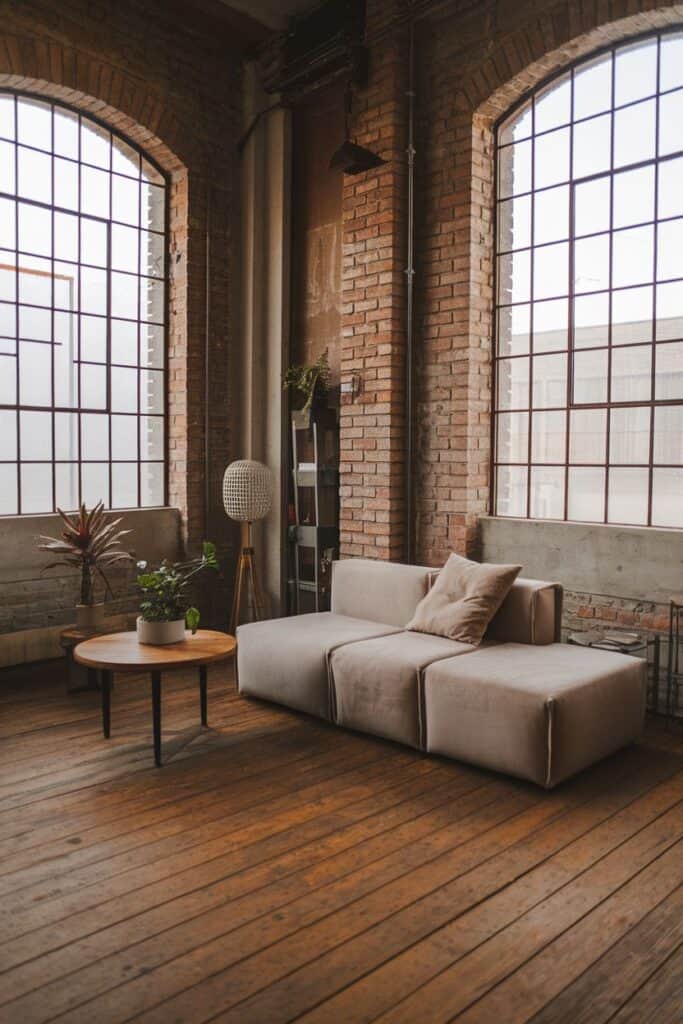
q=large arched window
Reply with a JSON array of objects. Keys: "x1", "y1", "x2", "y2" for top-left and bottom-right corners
[
  {"x1": 0, "y1": 91, "x2": 167, "y2": 515},
  {"x1": 493, "y1": 29, "x2": 683, "y2": 527}
]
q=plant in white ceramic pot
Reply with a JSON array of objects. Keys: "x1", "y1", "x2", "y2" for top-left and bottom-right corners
[
  {"x1": 136, "y1": 542, "x2": 218, "y2": 645},
  {"x1": 38, "y1": 503, "x2": 134, "y2": 631}
]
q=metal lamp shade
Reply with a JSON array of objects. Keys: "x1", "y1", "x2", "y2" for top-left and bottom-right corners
[{"x1": 222, "y1": 460, "x2": 273, "y2": 523}]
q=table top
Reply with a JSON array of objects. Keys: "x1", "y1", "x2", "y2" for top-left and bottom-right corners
[{"x1": 74, "y1": 629, "x2": 236, "y2": 671}]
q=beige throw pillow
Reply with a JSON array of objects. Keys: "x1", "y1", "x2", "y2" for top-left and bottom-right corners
[{"x1": 407, "y1": 553, "x2": 522, "y2": 645}]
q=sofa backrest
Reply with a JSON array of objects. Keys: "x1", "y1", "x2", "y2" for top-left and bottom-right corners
[
  {"x1": 331, "y1": 559, "x2": 432, "y2": 627},
  {"x1": 332, "y1": 558, "x2": 562, "y2": 644}
]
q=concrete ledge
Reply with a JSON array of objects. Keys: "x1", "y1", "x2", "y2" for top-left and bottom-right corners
[{"x1": 481, "y1": 517, "x2": 683, "y2": 605}]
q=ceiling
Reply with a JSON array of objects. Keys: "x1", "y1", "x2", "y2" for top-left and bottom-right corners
[{"x1": 220, "y1": 0, "x2": 316, "y2": 31}]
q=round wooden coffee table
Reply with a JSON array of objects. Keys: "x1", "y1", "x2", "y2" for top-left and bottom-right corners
[{"x1": 74, "y1": 630, "x2": 236, "y2": 766}]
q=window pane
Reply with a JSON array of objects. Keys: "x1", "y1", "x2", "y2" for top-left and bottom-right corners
[
  {"x1": 112, "y1": 174, "x2": 140, "y2": 225},
  {"x1": 81, "y1": 218, "x2": 108, "y2": 268},
  {"x1": 112, "y1": 136, "x2": 140, "y2": 177},
  {"x1": 0, "y1": 464, "x2": 18, "y2": 515},
  {"x1": 496, "y1": 357, "x2": 529, "y2": 410},
  {"x1": 532, "y1": 353, "x2": 566, "y2": 408},
  {"x1": 657, "y1": 219, "x2": 683, "y2": 282},
  {"x1": 55, "y1": 464, "x2": 79, "y2": 511},
  {"x1": 81, "y1": 413, "x2": 109, "y2": 460},
  {"x1": 574, "y1": 292, "x2": 609, "y2": 348},
  {"x1": 111, "y1": 366, "x2": 138, "y2": 413},
  {"x1": 112, "y1": 224, "x2": 139, "y2": 273},
  {"x1": 496, "y1": 465, "x2": 527, "y2": 517},
  {"x1": 533, "y1": 242, "x2": 568, "y2": 300},
  {"x1": 80, "y1": 363, "x2": 106, "y2": 409},
  {"x1": 20, "y1": 464, "x2": 52, "y2": 513},
  {"x1": 80, "y1": 267, "x2": 107, "y2": 316},
  {"x1": 0, "y1": 410, "x2": 17, "y2": 461},
  {"x1": 18, "y1": 203, "x2": 51, "y2": 257},
  {"x1": 574, "y1": 55, "x2": 612, "y2": 120},
  {"x1": 573, "y1": 114, "x2": 611, "y2": 179},
  {"x1": 655, "y1": 342, "x2": 683, "y2": 399},
  {"x1": 81, "y1": 121, "x2": 110, "y2": 170},
  {"x1": 140, "y1": 323, "x2": 164, "y2": 368},
  {"x1": 535, "y1": 76, "x2": 571, "y2": 133},
  {"x1": 112, "y1": 462, "x2": 138, "y2": 509},
  {"x1": 659, "y1": 157, "x2": 683, "y2": 219},
  {"x1": 612, "y1": 286, "x2": 653, "y2": 345},
  {"x1": 0, "y1": 144, "x2": 13, "y2": 193},
  {"x1": 530, "y1": 466, "x2": 564, "y2": 519},
  {"x1": 112, "y1": 415, "x2": 137, "y2": 460},
  {"x1": 608, "y1": 468, "x2": 649, "y2": 524},
  {"x1": 533, "y1": 298, "x2": 568, "y2": 353},
  {"x1": 0, "y1": 354, "x2": 16, "y2": 403},
  {"x1": 18, "y1": 147, "x2": 51, "y2": 204},
  {"x1": 142, "y1": 278, "x2": 164, "y2": 324},
  {"x1": 141, "y1": 462, "x2": 163, "y2": 506},
  {"x1": 20, "y1": 410, "x2": 51, "y2": 460},
  {"x1": 575, "y1": 235, "x2": 609, "y2": 292},
  {"x1": 141, "y1": 369, "x2": 163, "y2": 414},
  {"x1": 574, "y1": 177, "x2": 610, "y2": 237},
  {"x1": 499, "y1": 103, "x2": 532, "y2": 147},
  {"x1": 0, "y1": 94, "x2": 14, "y2": 140},
  {"x1": 141, "y1": 416, "x2": 164, "y2": 461},
  {"x1": 661, "y1": 33, "x2": 683, "y2": 90},
  {"x1": 54, "y1": 108, "x2": 78, "y2": 159},
  {"x1": 613, "y1": 166, "x2": 654, "y2": 228},
  {"x1": 498, "y1": 139, "x2": 531, "y2": 198},
  {"x1": 111, "y1": 319, "x2": 138, "y2": 365},
  {"x1": 531, "y1": 410, "x2": 565, "y2": 463},
  {"x1": 652, "y1": 468, "x2": 683, "y2": 527},
  {"x1": 54, "y1": 157, "x2": 79, "y2": 210},
  {"x1": 611, "y1": 345, "x2": 652, "y2": 402},
  {"x1": 568, "y1": 467, "x2": 605, "y2": 522},
  {"x1": 54, "y1": 212, "x2": 79, "y2": 262},
  {"x1": 612, "y1": 226, "x2": 654, "y2": 288},
  {"x1": 19, "y1": 341, "x2": 50, "y2": 405},
  {"x1": 0, "y1": 253, "x2": 15, "y2": 304},
  {"x1": 656, "y1": 281, "x2": 683, "y2": 340},
  {"x1": 19, "y1": 256, "x2": 51, "y2": 306},
  {"x1": 614, "y1": 40, "x2": 657, "y2": 106},
  {"x1": 80, "y1": 315, "x2": 107, "y2": 363},
  {"x1": 534, "y1": 128, "x2": 570, "y2": 189},
  {"x1": 534, "y1": 185, "x2": 568, "y2": 245},
  {"x1": 55, "y1": 413, "x2": 78, "y2": 461},
  {"x1": 609, "y1": 406, "x2": 651, "y2": 464},
  {"x1": 569, "y1": 409, "x2": 607, "y2": 464},
  {"x1": 111, "y1": 272, "x2": 138, "y2": 320},
  {"x1": 574, "y1": 349, "x2": 608, "y2": 404},
  {"x1": 81, "y1": 166, "x2": 110, "y2": 219},
  {"x1": 496, "y1": 411, "x2": 528, "y2": 463},
  {"x1": 81, "y1": 462, "x2": 109, "y2": 508},
  {"x1": 17, "y1": 99, "x2": 51, "y2": 148},
  {"x1": 140, "y1": 230, "x2": 164, "y2": 279},
  {"x1": 0, "y1": 198, "x2": 16, "y2": 249},
  {"x1": 497, "y1": 250, "x2": 530, "y2": 304},
  {"x1": 141, "y1": 182, "x2": 165, "y2": 233},
  {"x1": 659, "y1": 90, "x2": 683, "y2": 156},
  {"x1": 653, "y1": 406, "x2": 683, "y2": 464},
  {"x1": 614, "y1": 99, "x2": 656, "y2": 167}
]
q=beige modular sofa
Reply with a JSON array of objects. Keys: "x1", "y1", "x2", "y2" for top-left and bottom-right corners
[{"x1": 236, "y1": 559, "x2": 647, "y2": 787}]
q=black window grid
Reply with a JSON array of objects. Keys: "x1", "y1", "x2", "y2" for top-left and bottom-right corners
[
  {"x1": 492, "y1": 28, "x2": 683, "y2": 529},
  {"x1": 0, "y1": 90, "x2": 169, "y2": 515}
]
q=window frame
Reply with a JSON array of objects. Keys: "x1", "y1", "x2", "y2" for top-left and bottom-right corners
[
  {"x1": 0, "y1": 88, "x2": 170, "y2": 516},
  {"x1": 491, "y1": 26, "x2": 683, "y2": 528}
]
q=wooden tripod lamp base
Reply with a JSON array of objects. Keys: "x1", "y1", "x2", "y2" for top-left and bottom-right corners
[{"x1": 229, "y1": 521, "x2": 266, "y2": 634}]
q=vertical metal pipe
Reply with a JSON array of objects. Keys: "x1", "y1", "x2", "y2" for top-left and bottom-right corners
[
  {"x1": 404, "y1": 19, "x2": 416, "y2": 562},
  {"x1": 204, "y1": 179, "x2": 211, "y2": 541}
]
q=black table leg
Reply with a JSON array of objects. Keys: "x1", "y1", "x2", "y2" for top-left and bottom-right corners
[
  {"x1": 199, "y1": 664, "x2": 208, "y2": 727},
  {"x1": 152, "y1": 671, "x2": 162, "y2": 766},
  {"x1": 101, "y1": 669, "x2": 112, "y2": 738}
]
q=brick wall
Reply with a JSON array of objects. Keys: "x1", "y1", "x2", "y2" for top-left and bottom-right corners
[
  {"x1": 0, "y1": 0, "x2": 247, "y2": 633},
  {"x1": 337, "y1": 0, "x2": 683, "y2": 642}
]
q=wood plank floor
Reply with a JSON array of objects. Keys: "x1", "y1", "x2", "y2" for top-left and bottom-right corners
[{"x1": 0, "y1": 657, "x2": 681, "y2": 1024}]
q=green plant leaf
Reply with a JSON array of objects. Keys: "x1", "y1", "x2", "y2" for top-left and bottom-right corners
[{"x1": 185, "y1": 607, "x2": 200, "y2": 633}]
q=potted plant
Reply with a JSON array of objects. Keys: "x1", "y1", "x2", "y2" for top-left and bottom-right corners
[
  {"x1": 38, "y1": 503, "x2": 134, "y2": 631},
  {"x1": 135, "y1": 541, "x2": 218, "y2": 645},
  {"x1": 283, "y1": 351, "x2": 330, "y2": 427}
]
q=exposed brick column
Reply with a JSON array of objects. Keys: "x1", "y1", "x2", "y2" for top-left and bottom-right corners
[{"x1": 339, "y1": 1, "x2": 407, "y2": 561}]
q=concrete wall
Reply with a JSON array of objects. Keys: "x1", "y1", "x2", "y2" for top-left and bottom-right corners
[
  {"x1": 0, "y1": 507, "x2": 183, "y2": 664},
  {"x1": 481, "y1": 517, "x2": 683, "y2": 637}
]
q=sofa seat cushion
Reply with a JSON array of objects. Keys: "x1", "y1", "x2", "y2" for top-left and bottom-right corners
[
  {"x1": 330, "y1": 631, "x2": 475, "y2": 748},
  {"x1": 424, "y1": 643, "x2": 646, "y2": 787},
  {"x1": 236, "y1": 613, "x2": 402, "y2": 720}
]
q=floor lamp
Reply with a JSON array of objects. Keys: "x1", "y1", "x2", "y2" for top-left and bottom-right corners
[{"x1": 223, "y1": 460, "x2": 273, "y2": 634}]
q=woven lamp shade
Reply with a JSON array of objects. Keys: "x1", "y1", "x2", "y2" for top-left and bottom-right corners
[{"x1": 222, "y1": 460, "x2": 273, "y2": 522}]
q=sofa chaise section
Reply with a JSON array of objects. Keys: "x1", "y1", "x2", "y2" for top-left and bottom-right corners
[{"x1": 424, "y1": 642, "x2": 647, "y2": 787}]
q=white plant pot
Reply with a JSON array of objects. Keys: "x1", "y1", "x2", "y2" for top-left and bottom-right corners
[{"x1": 136, "y1": 616, "x2": 186, "y2": 646}]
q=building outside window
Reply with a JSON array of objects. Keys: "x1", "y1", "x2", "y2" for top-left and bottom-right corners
[
  {"x1": 0, "y1": 92, "x2": 167, "y2": 515},
  {"x1": 493, "y1": 30, "x2": 683, "y2": 528}
]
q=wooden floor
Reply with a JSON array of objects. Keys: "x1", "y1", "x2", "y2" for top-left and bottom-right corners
[{"x1": 0, "y1": 660, "x2": 682, "y2": 1024}]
